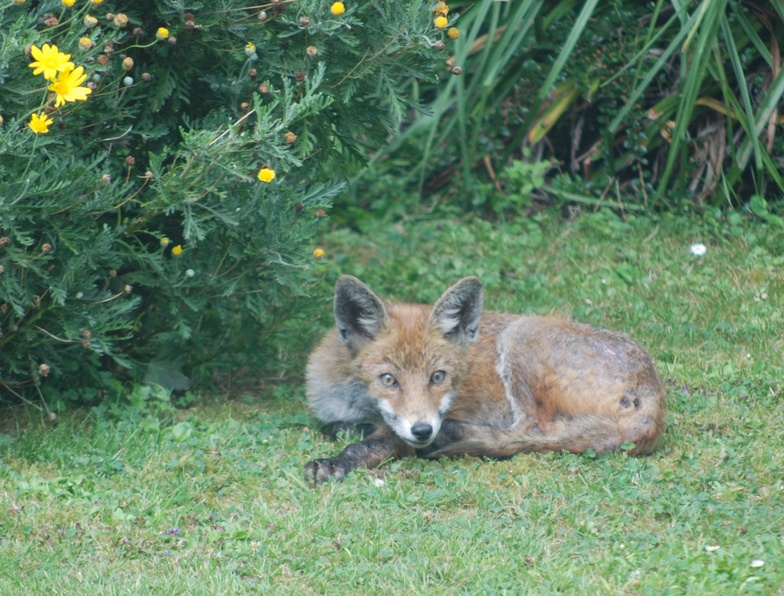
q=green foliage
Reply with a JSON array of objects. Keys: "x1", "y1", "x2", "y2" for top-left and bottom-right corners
[
  {"x1": 0, "y1": 0, "x2": 448, "y2": 407},
  {"x1": 361, "y1": 0, "x2": 784, "y2": 210}
]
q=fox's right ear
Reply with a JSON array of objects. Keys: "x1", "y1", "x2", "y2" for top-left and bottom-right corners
[{"x1": 334, "y1": 275, "x2": 388, "y2": 349}]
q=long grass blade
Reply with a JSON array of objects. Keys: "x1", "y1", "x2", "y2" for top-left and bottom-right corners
[{"x1": 538, "y1": 0, "x2": 600, "y2": 99}]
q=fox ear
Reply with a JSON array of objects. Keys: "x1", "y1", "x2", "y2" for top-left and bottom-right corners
[
  {"x1": 334, "y1": 275, "x2": 388, "y2": 349},
  {"x1": 429, "y1": 277, "x2": 484, "y2": 346}
]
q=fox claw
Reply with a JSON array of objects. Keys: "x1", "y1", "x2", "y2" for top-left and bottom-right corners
[{"x1": 305, "y1": 458, "x2": 346, "y2": 483}]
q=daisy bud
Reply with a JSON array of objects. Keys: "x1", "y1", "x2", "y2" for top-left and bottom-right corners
[
  {"x1": 122, "y1": 57, "x2": 134, "y2": 70},
  {"x1": 306, "y1": 45, "x2": 318, "y2": 57}
]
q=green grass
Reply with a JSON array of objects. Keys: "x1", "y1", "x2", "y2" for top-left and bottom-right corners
[{"x1": 2, "y1": 209, "x2": 783, "y2": 593}]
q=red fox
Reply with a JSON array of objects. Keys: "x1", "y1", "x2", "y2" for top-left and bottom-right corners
[{"x1": 305, "y1": 275, "x2": 665, "y2": 482}]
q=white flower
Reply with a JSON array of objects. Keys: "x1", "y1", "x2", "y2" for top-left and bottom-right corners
[
  {"x1": 690, "y1": 243, "x2": 707, "y2": 256},
  {"x1": 373, "y1": 477, "x2": 385, "y2": 487},
  {"x1": 750, "y1": 559, "x2": 765, "y2": 568},
  {"x1": 185, "y1": 269, "x2": 195, "y2": 278}
]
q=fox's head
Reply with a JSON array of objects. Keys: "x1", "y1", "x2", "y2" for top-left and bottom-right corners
[{"x1": 333, "y1": 275, "x2": 484, "y2": 448}]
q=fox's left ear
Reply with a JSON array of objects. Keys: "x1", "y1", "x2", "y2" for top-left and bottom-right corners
[{"x1": 429, "y1": 277, "x2": 484, "y2": 346}]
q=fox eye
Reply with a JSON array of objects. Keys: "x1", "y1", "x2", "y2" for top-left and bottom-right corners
[
  {"x1": 379, "y1": 373, "x2": 397, "y2": 387},
  {"x1": 430, "y1": 370, "x2": 447, "y2": 384}
]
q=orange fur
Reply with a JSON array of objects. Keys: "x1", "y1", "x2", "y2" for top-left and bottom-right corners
[{"x1": 304, "y1": 276, "x2": 665, "y2": 482}]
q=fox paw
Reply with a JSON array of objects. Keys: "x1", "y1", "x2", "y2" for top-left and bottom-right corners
[{"x1": 305, "y1": 458, "x2": 347, "y2": 483}]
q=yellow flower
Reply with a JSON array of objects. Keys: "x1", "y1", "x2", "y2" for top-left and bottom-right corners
[
  {"x1": 160, "y1": 237, "x2": 170, "y2": 247},
  {"x1": 48, "y1": 66, "x2": 92, "y2": 108},
  {"x1": 245, "y1": 42, "x2": 256, "y2": 56},
  {"x1": 28, "y1": 112, "x2": 54, "y2": 134},
  {"x1": 330, "y1": 2, "x2": 345, "y2": 16},
  {"x1": 156, "y1": 27, "x2": 170, "y2": 41},
  {"x1": 91, "y1": 0, "x2": 103, "y2": 4},
  {"x1": 171, "y1": 245, "x2": 183, "y2": 257},
  {"x1": 84, "y1": 14, "x2": 98, "y2": 27},
  {"x1": 434, "y1": 16, "x2": 448, "y2": 29},
  {"x1": 29, "y1": 44, "x2": 74, "y2": 80},
  {"x1": 62, "y1": 0, "x2": 75, "y2": 6},
  {"x1": 79, "y1": 37, "x2": 94, "y2": 50},
  {"x1": 447, "y1": 27, "x2": 460, "y2": 40},
  {"x1": 433, "y1": 2, "x2": 449, "y2": 17},
  {"x1": 313, "y1": 248, "x2": 325, "y2": 259},
  {"x1": 257, "y1": 167, "x2": 275, "y2": 183}
]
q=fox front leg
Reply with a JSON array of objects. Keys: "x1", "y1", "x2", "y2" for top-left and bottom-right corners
[{"x1": 305, "y1": 427, "x2": 415, "y2": 483}]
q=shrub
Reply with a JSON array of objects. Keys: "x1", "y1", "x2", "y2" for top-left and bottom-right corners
[
  {"x1": 366, "y1": 1, "x2": 784, "y2": 210},
  {"x1": 0, "y1": 0, "x2": 452, "y2": 408}
]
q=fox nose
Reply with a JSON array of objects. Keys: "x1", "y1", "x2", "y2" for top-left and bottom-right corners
[{"x1": 411, "y1": 422, "x2": 433, "y2": 442}]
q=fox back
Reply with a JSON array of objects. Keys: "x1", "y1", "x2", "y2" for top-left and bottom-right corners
[{"x1": 304, "y1": 275, "x2": 665, "y2": 482}]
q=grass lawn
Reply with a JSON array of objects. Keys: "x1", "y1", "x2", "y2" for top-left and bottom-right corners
[{"x1": 1, "y1": 209, "x2": 782, "y2": 593}]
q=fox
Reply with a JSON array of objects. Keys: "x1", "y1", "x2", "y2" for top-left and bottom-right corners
[{"x1": 304, "y1": 275, "x2": 665, "y2": 483}]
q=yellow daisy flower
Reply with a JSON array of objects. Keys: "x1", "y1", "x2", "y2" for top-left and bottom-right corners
[
  {"x1": 434, "y1": 16, "x2": 448, "y2": 29},
  {"x1": 156, "y1": 27, "x2": 170, "y2": 41},
  {"x1": 330, "y1": 2, "x2": 345, "y2": 16},
  {"x1": 447, "y1": 27, "x2": 460, "y2": 40},
  {"x1": 313, "y1": 248, "x2": 325, "y2": 259},
  {"x1": 62, "y1": 0, "x2": 75, "y2": 6},
  {"x1": 257, "y1": 167, "x2": 275, "y2": 183},
  {"x1": 171, "y1": 245, "x2": 183, "y2": 257},
  {"x1": 29, "y1": 44, "x2": 74, "y2": 80},
  {"x1": 48, "y1": 66, "x2": 92, "y2": 108},
  {"x1": 28, "y1": 112, "x2": 54, "y2": 134}
]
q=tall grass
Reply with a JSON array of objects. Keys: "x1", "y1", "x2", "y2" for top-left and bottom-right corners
[{"x1": 377, "y1": 0, "x2": 784, "y2": 207}]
